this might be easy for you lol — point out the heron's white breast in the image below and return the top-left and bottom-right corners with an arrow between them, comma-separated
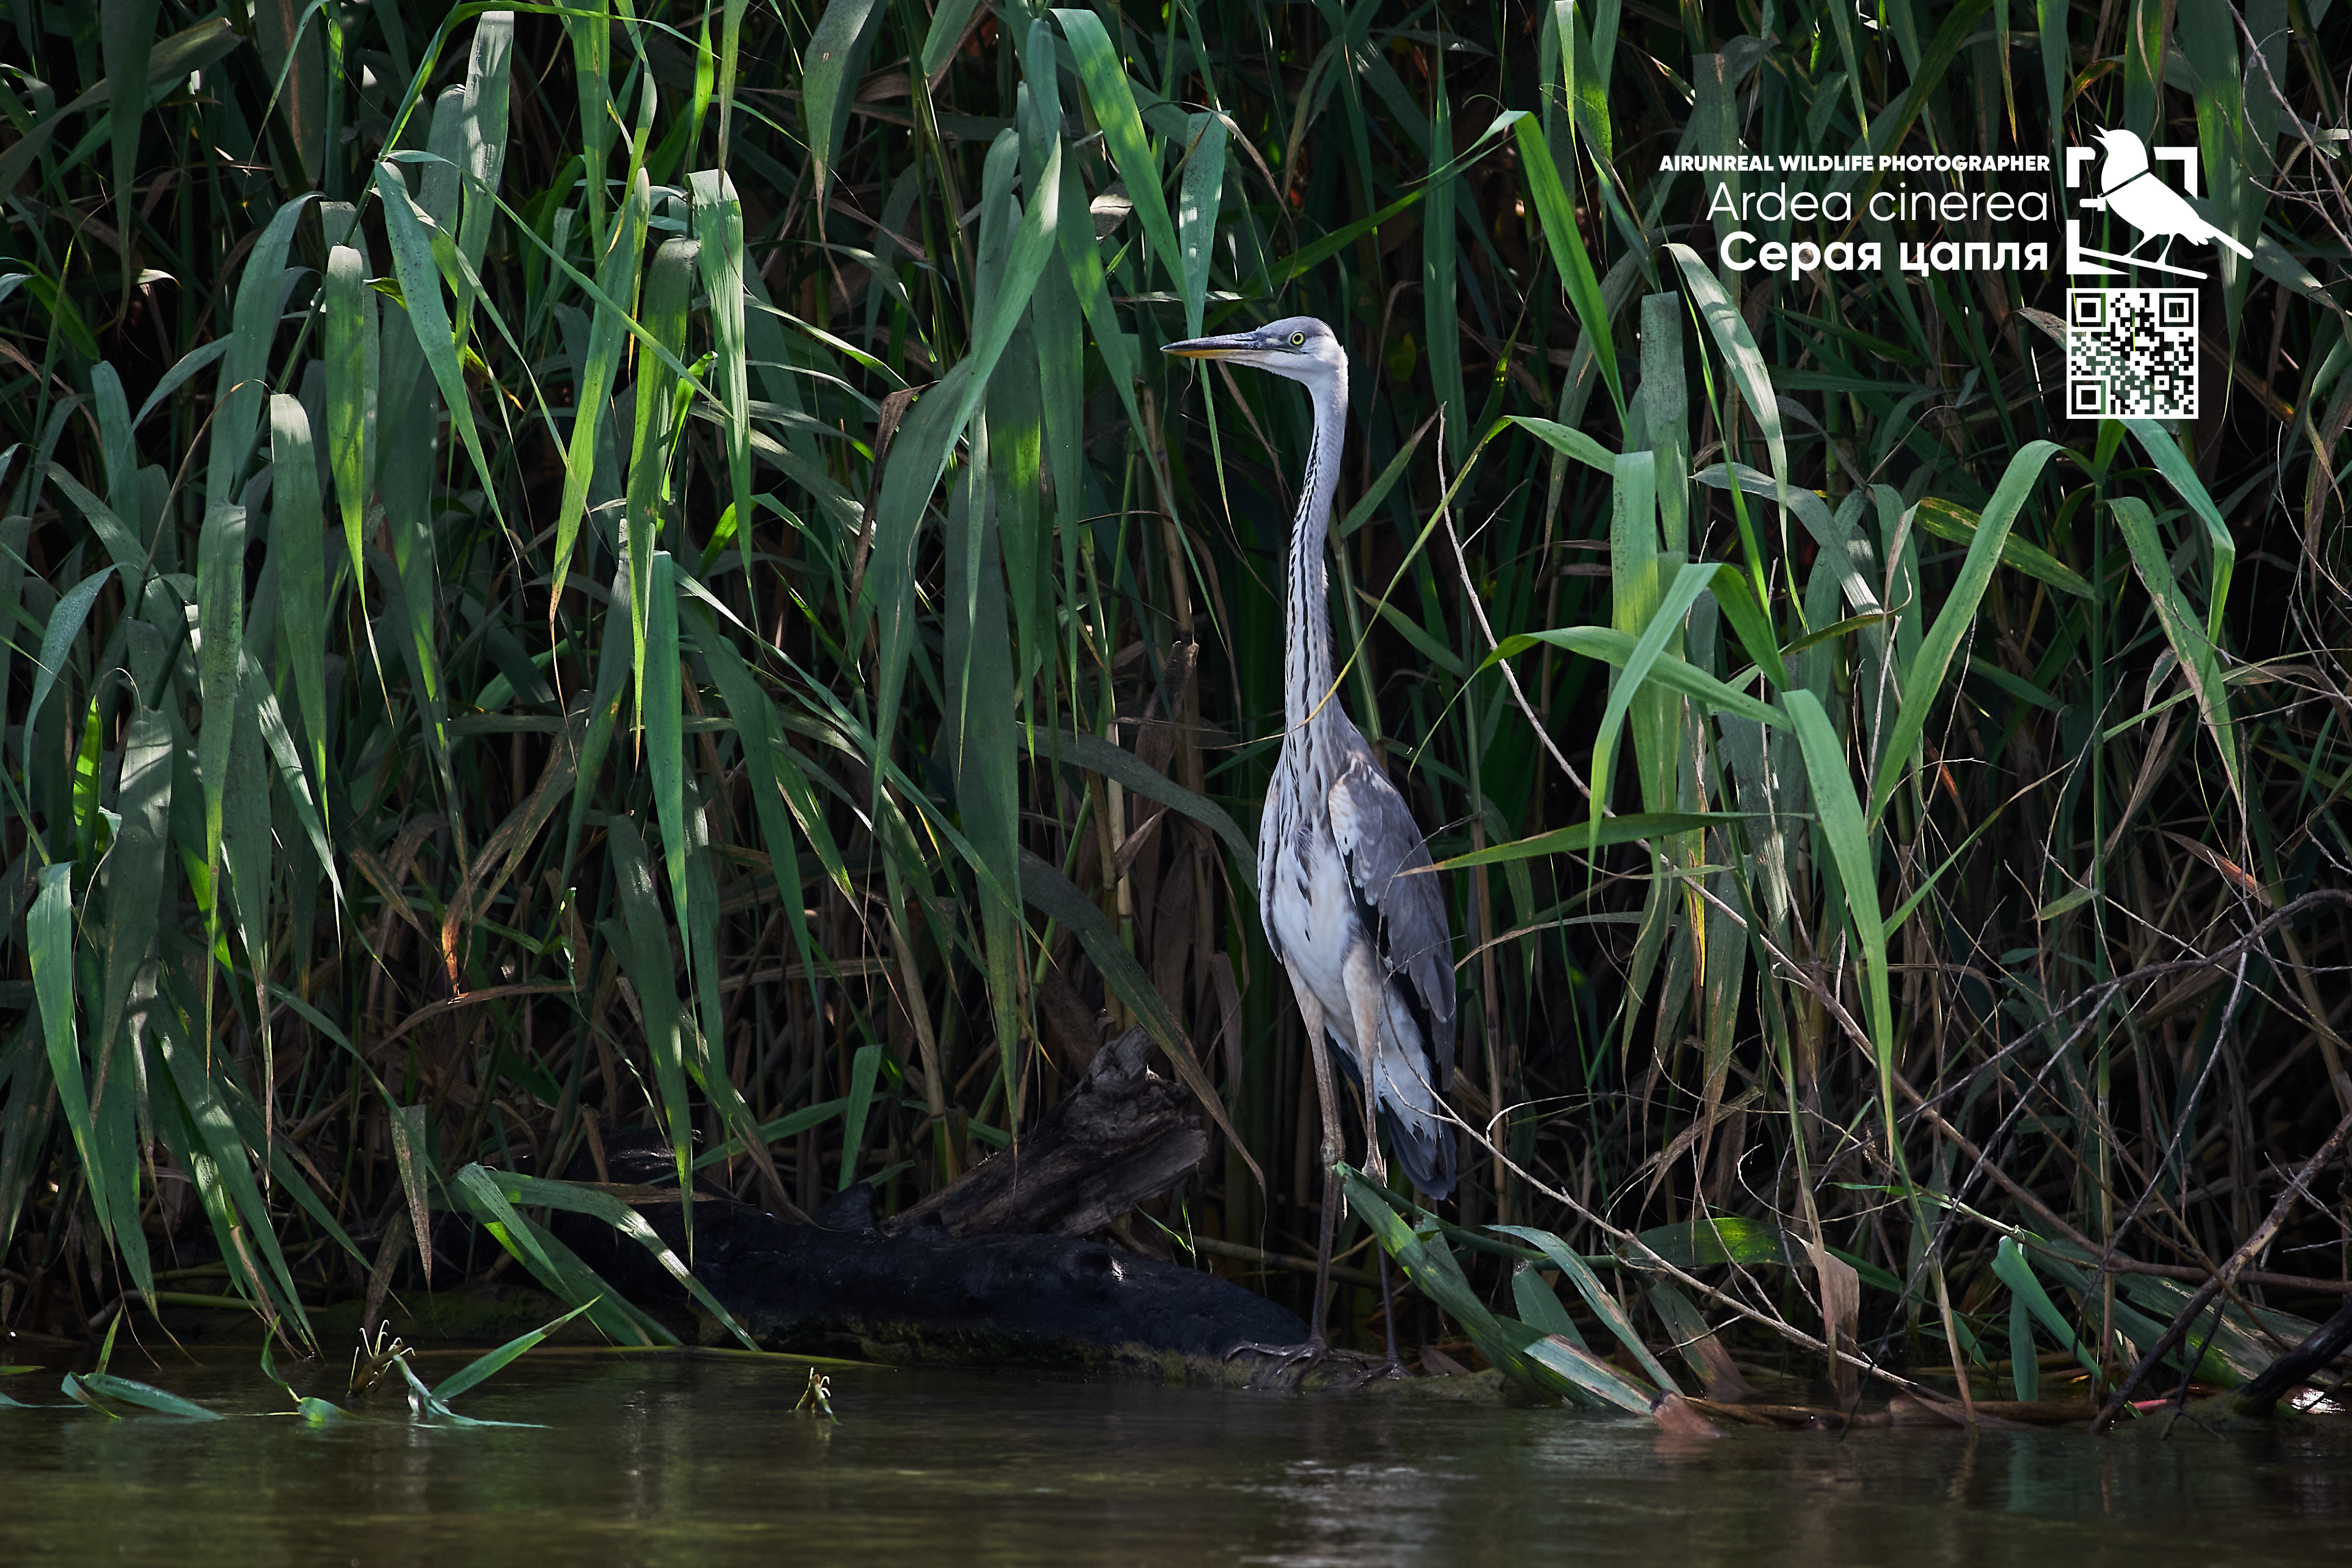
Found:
1266,818 -> 1368,1064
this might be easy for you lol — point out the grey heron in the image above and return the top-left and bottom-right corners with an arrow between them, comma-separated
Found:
1162,316 -> 1457,1374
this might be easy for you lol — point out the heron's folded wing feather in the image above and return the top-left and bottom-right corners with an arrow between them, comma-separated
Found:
1326,752 -> 1457,1084
1256,784 -> 1289,964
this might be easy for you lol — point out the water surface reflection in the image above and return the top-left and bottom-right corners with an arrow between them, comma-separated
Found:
3,1357 -> 2345,1565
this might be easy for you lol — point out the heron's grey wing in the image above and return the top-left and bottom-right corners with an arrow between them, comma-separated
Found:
1325,745 -> 1456,1086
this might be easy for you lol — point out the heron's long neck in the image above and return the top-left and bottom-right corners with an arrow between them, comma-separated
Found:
1285,369 -> 1348,735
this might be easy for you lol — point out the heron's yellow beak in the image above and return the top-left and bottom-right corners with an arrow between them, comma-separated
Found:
1161,331 -> 1262,359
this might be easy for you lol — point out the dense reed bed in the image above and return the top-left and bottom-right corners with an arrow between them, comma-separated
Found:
3,0 -> 2348,1406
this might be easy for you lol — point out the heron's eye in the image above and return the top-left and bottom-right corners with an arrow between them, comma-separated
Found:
1289,331 -> 1307,347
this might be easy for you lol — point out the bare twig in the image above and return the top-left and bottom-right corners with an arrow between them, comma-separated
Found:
2092,1093 -> 2352,1434
1434,411 -> 1594,802
1418,1085 -> 1946,1400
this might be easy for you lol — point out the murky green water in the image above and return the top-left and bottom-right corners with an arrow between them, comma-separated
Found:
4,1355 -> 2349,1565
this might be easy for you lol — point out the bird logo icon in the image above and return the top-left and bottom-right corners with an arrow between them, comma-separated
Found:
2070,128 -> 2249,279
2061,129 -> 2230,420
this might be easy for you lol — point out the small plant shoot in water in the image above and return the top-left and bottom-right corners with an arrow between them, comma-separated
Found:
794,1369 -> 838,1423
349,1322 -> 412,1402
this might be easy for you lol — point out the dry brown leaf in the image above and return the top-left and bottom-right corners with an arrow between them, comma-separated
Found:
1806,1242 -> 1861,1406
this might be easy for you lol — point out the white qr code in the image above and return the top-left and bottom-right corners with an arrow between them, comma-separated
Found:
2068,289 -> 2198,420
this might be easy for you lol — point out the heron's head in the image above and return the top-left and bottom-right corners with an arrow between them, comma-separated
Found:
1161,316 -> 1344,387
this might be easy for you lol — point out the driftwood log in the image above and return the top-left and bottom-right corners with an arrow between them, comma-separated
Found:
2234,1297 -> 2352,1416
553,1029 -> 1305,1376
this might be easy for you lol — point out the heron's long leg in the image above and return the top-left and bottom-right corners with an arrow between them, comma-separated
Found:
1343,945 -> 1407,1379
1296,963 -> 1347,1345
1226,963 -> 1345,1376
1343,945 -> 1389,1187
1373,1248 -> 1406,1378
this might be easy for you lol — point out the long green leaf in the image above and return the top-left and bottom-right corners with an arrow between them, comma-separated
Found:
1267,111 -> 1526,288
1991,1235 -> 2102,1383
1706,563 -> 1789,689
453,9 -> 515,326
603,820 -> 696,1225
91,710 -> 170,1167
467,1168 -> 758,1351
151,1014 -> 314,1343
867,136 -> 1062,776
1912,497 -> 2094,599
450,1164 -> 675,1347
696,1099 -> 848,1170
322,241 -> 377,605
2123,419 -> 2237,641
549,170 -> 648,604
1589,560 -> 1732,847
1054,10 -> 1182,291
1866,441 -> 2063,823
801,0 -> 882,199
67,1372 -> 223,1421
2009,1274 -> 2042,1402
624,241 -> 698,712
1524,1334 -> 1660,1416
944,426 -> 1025,1141
2111,496 -> 2242,807
1339,1170 -> 1583,1401
1785,688 -> 1892,1082
30,865 -> 110,1242
837,1042 -> 883,1192
193,500 -> 244,1009
1052,729 -> 1254,875
267,394 -> 331,795
204,196 -> 312,514
1497,1223 -> 1682,1394
644,551 -> 689,972
1490,625 -> 1783,728
690,170 -> 756,589
22,564 -> 114,778
433,1298 -> 597,1403
1514,115 -> 1622,416
693,619 -> 828,986
1176,111 -> 1228,339
1432,812 -> 1760,872
1664,242 -> 1788,511
371,161 -> 502,526
44,463 -> 143,606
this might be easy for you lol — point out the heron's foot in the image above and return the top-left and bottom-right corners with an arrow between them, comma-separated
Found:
1318,1349 -> 1410,1390
1226,1339 -> 1405,1391
1225,1335 -> 1330,1389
